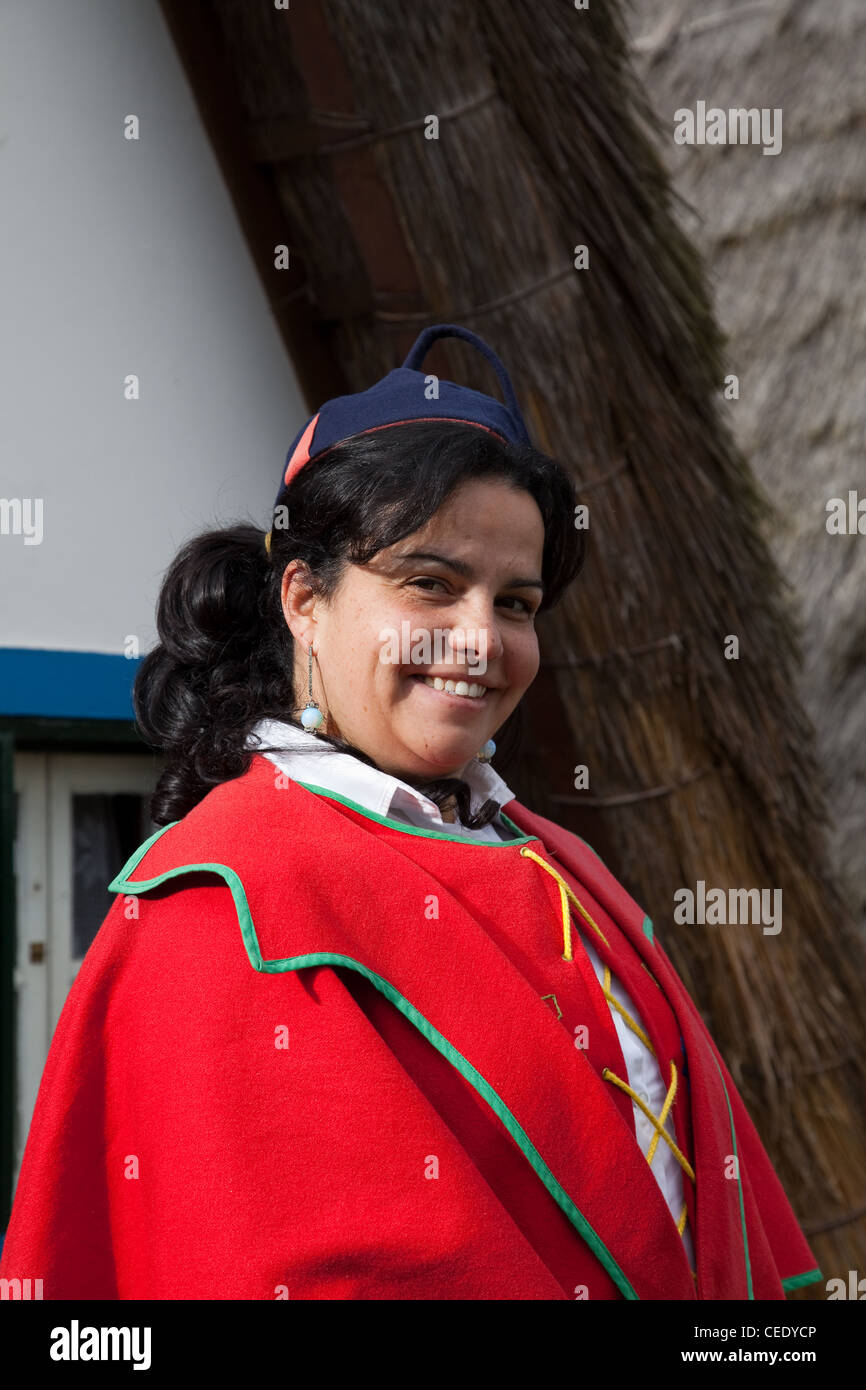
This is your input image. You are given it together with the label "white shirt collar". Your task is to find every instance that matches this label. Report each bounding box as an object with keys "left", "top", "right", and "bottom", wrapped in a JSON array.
[{"left": 247, "top": 716, "right": 516, "bottom": 839}]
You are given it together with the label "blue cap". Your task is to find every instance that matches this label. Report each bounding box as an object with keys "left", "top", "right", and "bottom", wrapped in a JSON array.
[{"left": 273, "top": 323, "right": 531, "bottom": 512}]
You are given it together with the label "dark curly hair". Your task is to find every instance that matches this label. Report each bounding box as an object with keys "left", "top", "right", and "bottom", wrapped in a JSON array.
[{"left": 134, "top": 421, "right": 586, "bottom": 828}]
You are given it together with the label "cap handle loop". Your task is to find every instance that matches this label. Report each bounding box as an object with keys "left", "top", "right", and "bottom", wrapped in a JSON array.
[{"left": 402, "top": 323, "right": 530, "bottom": 442}]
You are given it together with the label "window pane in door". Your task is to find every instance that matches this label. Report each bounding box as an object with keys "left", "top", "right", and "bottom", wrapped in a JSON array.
[{"left": 71, "top": 794, "right": 148, "bottom": 959}]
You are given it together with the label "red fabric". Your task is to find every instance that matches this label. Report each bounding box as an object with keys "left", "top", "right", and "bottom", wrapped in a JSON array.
[
  {"left": 0, "top": 756, "right": 821, "bottom": 1300},
  {"left": 282, "top": 412, "right": 319, "bottom": 486}
]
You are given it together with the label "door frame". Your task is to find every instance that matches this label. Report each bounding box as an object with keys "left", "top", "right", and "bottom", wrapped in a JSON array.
[
  {"left": 42, "top": 753, "right": 158, "bottom": 1038},
  {"left": 0, "top": 717, "right": 155, "bottom": 1229}
]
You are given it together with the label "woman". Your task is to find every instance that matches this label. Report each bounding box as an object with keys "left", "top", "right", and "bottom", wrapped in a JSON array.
[{"left": 1, "top": 324, "right": 821, "bottom": 1301}]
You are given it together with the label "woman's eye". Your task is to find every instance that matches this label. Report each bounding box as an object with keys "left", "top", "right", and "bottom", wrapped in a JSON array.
[
  {"left": 409, "top": 577, "right": 447, "bottom": 593},
  {"left": 409, "top": 579, "right": 534, "bottom": 615},
  {"left": 500, "top": 596, "right": 535, "bottom": 615}
]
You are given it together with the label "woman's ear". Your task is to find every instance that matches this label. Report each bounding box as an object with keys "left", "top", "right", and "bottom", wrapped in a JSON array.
[{"left": 280, "top": 559, "right": 318, "bottom": 650}]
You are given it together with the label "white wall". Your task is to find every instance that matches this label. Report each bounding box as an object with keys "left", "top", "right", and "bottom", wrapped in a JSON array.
[{"left": 0, "top": 0, "right": 306, "bottom": 656}]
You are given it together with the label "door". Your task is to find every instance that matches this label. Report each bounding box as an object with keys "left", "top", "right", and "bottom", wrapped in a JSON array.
[{"left": 12, "top": 752, "right": 160, "bottom": 1188}]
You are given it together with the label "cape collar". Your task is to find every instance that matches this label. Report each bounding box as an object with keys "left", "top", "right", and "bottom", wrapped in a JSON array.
[
  {"left": 246, "top": 715, "right": 516, "bottom": 838},
  {"left": 110, "top": 755, "right": 758, "bottom": 1300}
]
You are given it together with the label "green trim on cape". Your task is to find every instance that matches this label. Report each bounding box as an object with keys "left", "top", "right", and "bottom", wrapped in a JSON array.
[
  {"left": 107, "top": 822, "right": 640, "bottom": 1301},
  {"left": 781, "top": 1267, "right": 824, "bottom": 1294},
  {"left": 291, "top": 777, "right": 537, "bottom": 845},
  {"left": 709, "top": 1051, "right": 754, "bottom": 1299}
]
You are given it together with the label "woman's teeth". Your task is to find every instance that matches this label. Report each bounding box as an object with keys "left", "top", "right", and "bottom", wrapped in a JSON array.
[{"left": 418, "top": 675, "right": 487, "bottom": 700}]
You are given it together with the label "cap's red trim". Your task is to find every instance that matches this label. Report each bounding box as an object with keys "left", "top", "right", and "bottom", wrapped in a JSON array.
[
  {"left": 283, "top": 416, "right": 508, "bottom": 489},
  {"left": 283, "top": 412, "right": 321, "bottom": 487}
]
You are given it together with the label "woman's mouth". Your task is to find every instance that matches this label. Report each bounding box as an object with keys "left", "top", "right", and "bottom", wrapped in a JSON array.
[{"left": 409, "top": 673, "right": 491, "bottom": 705}]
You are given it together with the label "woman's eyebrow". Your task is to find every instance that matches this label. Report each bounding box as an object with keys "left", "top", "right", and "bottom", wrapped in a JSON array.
[{"left": 393, "top": 549, "right": 544, "bottom": 591}]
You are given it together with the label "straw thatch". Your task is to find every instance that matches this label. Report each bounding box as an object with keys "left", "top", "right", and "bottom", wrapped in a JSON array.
[
  {"left": 628, "top": 0, "right": 866, "bottom": 961},
  {"left": 170, "top": 0, "right": 866, "bottom": 1291}
]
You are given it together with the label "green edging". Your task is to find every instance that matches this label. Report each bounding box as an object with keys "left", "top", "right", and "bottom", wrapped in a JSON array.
[
  {"left": 261, "top": 948, "right": 639, "bottom": 1300},
  {"left": 782, "top": 1267, "right": 823, "bottom": 1294},
  {"left": 641, "top": 915, "right": 655, "bottom": 945},
  {"left": 109, "top": 820, "right": 180, "bottom": 881},
  {"left": 572, "top": 833, "right": 607, "bottom": 869},
  {"left": 710, "top": 1051, "right": 753, "bottom": 1299},
  {"left": 291, "top": 779, "right": 537, "bottom": 846},
  {"left": 108, "top": 830, "right": 639, "bottom": 1300}
]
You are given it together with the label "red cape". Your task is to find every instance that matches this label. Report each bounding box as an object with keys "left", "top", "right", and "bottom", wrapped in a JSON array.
[{"left": 1, "top": 756, "right": 821, "bottom": 1299}]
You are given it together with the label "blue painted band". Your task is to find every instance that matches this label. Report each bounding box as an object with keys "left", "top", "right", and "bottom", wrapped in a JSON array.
[{"left": 0, "top": 647, "right": 143, "bottom": 720}]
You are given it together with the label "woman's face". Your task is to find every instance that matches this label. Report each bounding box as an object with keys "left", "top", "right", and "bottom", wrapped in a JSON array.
[{"left": 281, "top": 476, "right": 546, "bottom": 783}]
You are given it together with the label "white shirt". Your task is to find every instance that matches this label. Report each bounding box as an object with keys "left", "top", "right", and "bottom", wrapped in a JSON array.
[{"left": 247, "top": 717, "right": 694, "bottom": 1266}]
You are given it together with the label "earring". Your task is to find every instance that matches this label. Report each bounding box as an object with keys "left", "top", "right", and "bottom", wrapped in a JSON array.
[
  {"left": 476, "top": 738, "right": 495, "bottom": 763},
  {"left": 300, "top": 641, "right": 324, "bottom": 733}
]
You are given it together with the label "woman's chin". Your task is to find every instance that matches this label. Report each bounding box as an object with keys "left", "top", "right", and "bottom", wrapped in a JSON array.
[{"left": 398, "top": 733, "right": 487, "bottom": 780}]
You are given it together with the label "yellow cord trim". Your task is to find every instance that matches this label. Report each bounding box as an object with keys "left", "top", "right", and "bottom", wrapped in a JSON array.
[
  {"left": 601, "top": 961, "right": 655, "bottom": 1053},
  {"left": 520, "top": 846, "right": 697, "bottom": 1258},
  {"left": 518, "top": 848, "right": 655, "bottom": 1049},
  {"left": 519, "top": 847, "right": 610, "bottom": 959},
  {"left": 602, "top": 1062, "right": 695, "bottom": 1182}
]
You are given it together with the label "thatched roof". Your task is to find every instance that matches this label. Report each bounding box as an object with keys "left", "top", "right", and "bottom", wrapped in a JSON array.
[
  {"left": 159, "top": 0, "right": 866, "bottom": 1289},
  {"left": 628, "top": 0, "right": 866, "bottom": 936}
]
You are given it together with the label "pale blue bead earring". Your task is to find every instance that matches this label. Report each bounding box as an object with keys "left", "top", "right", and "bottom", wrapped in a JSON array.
[
  {"left": 477, "top": 738, "right": 496, "bottom": 763},
  {"left": 300, "top": 641, "right": 324, "bottom": 733}
]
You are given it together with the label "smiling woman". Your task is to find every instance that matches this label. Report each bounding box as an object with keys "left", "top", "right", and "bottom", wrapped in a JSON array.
[
  {"left": 131, "top": 396, "right": 583, "bottom": 833},
  {"left": 275, "top": 469, "right": 552, "bottom": 819},
  {"left": 0, "top": 324, "right": 822, "bottom": 1301}
]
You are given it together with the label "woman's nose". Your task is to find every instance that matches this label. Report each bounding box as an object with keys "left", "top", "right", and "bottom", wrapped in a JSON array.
[{"left": 446, "top": 601, "right": 504, "bottom": 667}]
